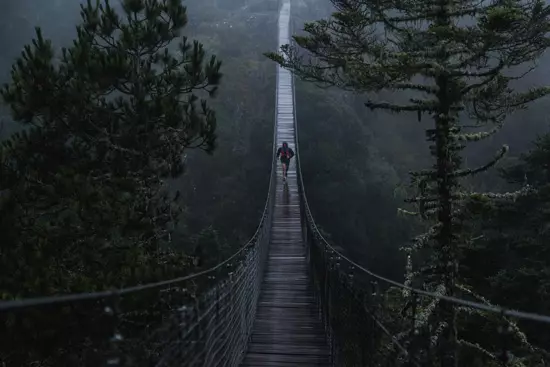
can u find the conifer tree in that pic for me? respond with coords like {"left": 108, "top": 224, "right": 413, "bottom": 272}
{"left": 0, "top": 0, "right": 222, "bottom": 364}
{"left": 0, "top": 0, "right": 222, "bottom": 297}
{"left": 463, "top": 134, "right": 550, "bottom": 355}
{"left": 267, "top": 0, "right": 550, "bottom": 365}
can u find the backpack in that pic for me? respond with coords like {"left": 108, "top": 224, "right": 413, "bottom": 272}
{"left": 282, "top": 147, "right": 291, "bottom": 159}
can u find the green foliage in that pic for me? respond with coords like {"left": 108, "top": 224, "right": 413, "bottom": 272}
{"left": 462, "top": 134, "right": 550, "bottom": 356}
{"left": 0, "top": 0, "right": 222, "bottom": 297}
{"left": 172, "top": 0, "right": 277, "bottom": 250}
{"left": 267, "top": 0, "right": 550, "bottom": 364}
{"left": 0, "top": 0, "right": 224, "bottom": 364}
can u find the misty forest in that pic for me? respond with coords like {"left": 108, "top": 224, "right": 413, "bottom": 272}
{"left": 1, "top": 0, "right": 550, "bottom": 366}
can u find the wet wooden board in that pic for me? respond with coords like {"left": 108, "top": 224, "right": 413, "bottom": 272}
{"left": 240, "top": 171, "right": 332, "bottom": 367}
{"left": 240, "top": 1, "right": 331, "bottom": 365}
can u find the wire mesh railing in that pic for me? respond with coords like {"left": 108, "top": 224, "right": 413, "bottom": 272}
{"left": 290, "top": 69, "right": 550, "bottom": 367}
{"left": 0, "top": 101, "right": 278, "bottom": 367}
{"left": 0, "top": 190, "right": 275, "bottom": 367}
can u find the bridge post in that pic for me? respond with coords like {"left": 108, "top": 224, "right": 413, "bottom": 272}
{"left": 327, "top": 247, "right": 336, "bottom": 366}
{"left": 405, "top": 293, "right": 419, "bottom": 367}
{"left": 104, "top": 294, "right": 122, "bottom": 367}
{"left": 370, "top": 280, "right": 380, "bottom": 365}
{"left": 498, "top": 311, "right": 511, "bottom": 366}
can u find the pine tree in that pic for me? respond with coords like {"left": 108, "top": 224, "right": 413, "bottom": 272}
{"left": 267, "top": 0, "right": 550, "bottom": 365}
{"left": 0, "top": 0, "right": 223, "bottom": 365}
{"left": 0, "top": 0, "right": 222, "bottom": 297}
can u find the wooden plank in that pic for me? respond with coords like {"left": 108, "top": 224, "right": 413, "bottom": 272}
{"left": 242, "top": 352, "right": 331, "bottom": 365}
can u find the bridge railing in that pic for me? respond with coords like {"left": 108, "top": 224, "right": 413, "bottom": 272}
{"left": 290, "top": 73, "right": 550, "bottom": 366}
{"left": 0, "top": 107, "right": 279, "bottom": 367}
{"left": 291, "top": 71, "right": 395, "bottom": 366}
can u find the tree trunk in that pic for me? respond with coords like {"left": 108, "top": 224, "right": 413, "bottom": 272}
{"left": 434, "top": 73, "right": 458, "bottom": 367}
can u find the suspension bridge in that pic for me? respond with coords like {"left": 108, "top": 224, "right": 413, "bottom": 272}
{"left": 2, "top": 0, "right": 550, "bottom": 366}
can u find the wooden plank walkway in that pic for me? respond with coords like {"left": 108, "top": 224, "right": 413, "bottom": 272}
{"left": 240, "top": 171, "right": 331, "bottom": 366}
{"left": 240, "top": 1, "right": 331, "bottom": 365}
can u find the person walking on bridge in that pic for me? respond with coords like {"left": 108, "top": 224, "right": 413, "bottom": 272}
{"left": 276, "top": 141, "right": 294, "bottom": 182}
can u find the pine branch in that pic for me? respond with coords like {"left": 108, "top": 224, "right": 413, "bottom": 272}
{"left": 457, "top": 185, "right": 535, "bottom": 202}
{"left": 456, "top": 284, "right": 537, "bottom": 356}
{"left": 451, "top": 145, "right": 508, "bottom": 178}
{"left": 453, "top": 126, "right": 501, "bottom": 142}
{"left": 458, "top": 339, "right": 497, "bottom": 360}
{"left": 365, "top": 99, "right": 463, "bottom": 113}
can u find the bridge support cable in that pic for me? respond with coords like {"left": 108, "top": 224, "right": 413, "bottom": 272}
{"left": 289, "top": 41, "right": 550, "bottom": 367}
{"left": 1, "top": 162, "right": 276, "bottom": 367}
{"left": 292, "top": 77, "right": 550, "bottom": 365}
{"left": 0, "top": 64, "right": 279, "bottom": 367}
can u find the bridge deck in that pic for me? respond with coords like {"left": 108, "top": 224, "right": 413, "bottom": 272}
{"left": 241, "top": 1, "right": 330, "bottom": 364}
{"left": 241, "top": 1, "right": 330, "bottom": 361}
{"left": 241, "top": 172, "right": 331, "bottom": 367}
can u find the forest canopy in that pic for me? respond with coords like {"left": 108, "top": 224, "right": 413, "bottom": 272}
{"left": 0, "top": 0, "right": 223, "bottom": 298}
{"left": 1, "top": 0, "right": 550, "bottom": 366}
